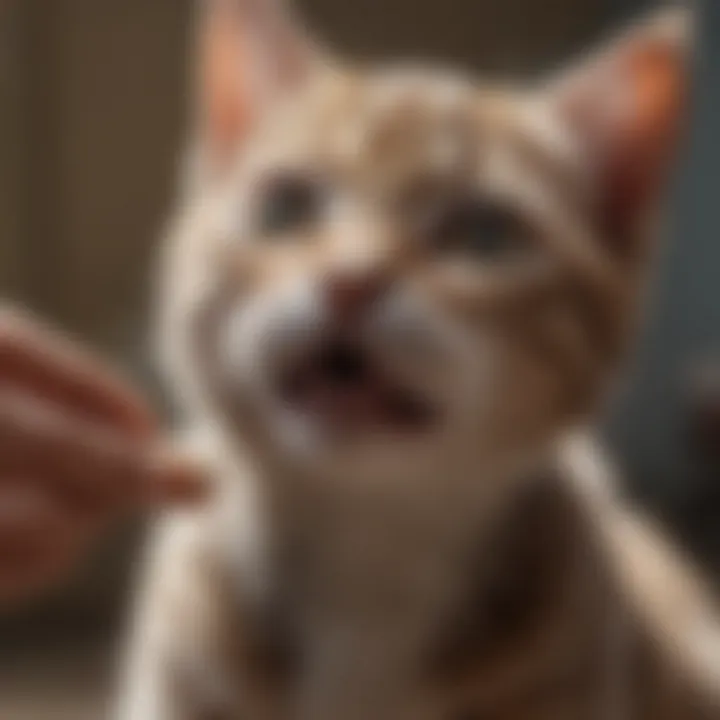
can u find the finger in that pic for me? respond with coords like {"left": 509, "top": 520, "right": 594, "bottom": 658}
{"left": 0, "top": 542, "right": 78, "bottom": 606}
{"left": 0, "top": 307, "right": 156, "bottom": 438}
{"left": 0, "top": 390, "right": 154, "bottom": 509}
{"left": 144, "top": 445, "right": 212, "bottom": 507}
{"left": 0, "top": 480, "right": 100, "bottom": 550}
{"left": 0, "top": 483, "right": 62, "bottom": 544}
{"left": 0, "top": 486, "right": 81, "bottom": 604}
{"left": 0, "top": 391, "right": 210, "bottom": 513}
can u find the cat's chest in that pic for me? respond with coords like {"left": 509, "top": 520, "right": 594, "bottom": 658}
{"left": 234, "top": 490, "right": 485, "bottom": 720}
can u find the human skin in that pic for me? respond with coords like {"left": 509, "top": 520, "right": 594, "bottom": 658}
{"left": 0, "top": 307, "right": 204, "bottom": 605}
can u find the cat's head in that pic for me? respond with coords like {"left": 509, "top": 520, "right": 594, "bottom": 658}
{"left": 161, "top": 0, "right": 690, "bottom": 482}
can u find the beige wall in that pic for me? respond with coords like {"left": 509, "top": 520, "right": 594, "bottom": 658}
{"left": 1, "top": 2, "right": 192, "bottom": 354}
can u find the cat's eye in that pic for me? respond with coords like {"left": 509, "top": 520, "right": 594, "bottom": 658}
{"left": 426, "top": 198, "right": 528, "bottom": 260}
{"left": 257, "top": 174, "right": 325, "bottom": 237}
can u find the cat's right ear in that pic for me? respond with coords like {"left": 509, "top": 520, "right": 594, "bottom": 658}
{"left": 193, "top": 0, "right": 316, "bottom": 178}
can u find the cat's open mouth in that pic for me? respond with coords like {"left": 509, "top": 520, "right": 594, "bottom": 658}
{"left": 278, "top": 338, "right": 437, "bottom": 435}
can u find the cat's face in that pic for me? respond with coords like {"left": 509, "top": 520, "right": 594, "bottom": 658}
{"left": 162, "top": 2, "right": 687, "bottom": 482}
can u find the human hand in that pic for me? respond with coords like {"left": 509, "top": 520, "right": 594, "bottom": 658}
{"left": 0, "top": 308, "right": 205, "bottom": 604}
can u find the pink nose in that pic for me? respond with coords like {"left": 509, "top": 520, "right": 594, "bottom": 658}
{"left": 322, "top": 269, "right": 389, "bottom": 323}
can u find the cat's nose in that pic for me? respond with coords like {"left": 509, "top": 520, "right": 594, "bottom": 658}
{"left": 322, "top": 268, "right": 390, "bottom": 323}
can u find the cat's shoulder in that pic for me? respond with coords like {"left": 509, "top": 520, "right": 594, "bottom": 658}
{"left": 558, "top": 432, "right": 720, "bottom": 698}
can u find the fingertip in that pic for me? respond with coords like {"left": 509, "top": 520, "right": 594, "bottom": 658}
{"left": 144, "top": 444, "right": 213, "bottom": 508}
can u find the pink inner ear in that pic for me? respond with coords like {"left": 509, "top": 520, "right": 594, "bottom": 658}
{"left": 557, "top": 19, "right": 688, "bottom": 256}
{"left": 200, "top": 4, "right": 254, "bottom": 167}
{"left": 601, "top": 43, "right": 686, "bottom": 244}
{"left": 196, "top": 0, "right": 315, "bottom": 176}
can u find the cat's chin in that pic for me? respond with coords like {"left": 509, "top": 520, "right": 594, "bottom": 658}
{"left": 261, "top": 399, "right": 456, "bottom": 482}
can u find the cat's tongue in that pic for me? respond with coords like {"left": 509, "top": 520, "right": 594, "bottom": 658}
{"left": 282, "top": 340, "right": 433, "bottom": 433}
{"left": 302, "top": 380, "right": 429, "bottom": 433}
{"left": 303, "top": 381, "right": 384, "bottom": 428}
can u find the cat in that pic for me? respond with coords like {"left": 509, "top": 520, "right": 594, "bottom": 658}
{"left": 116, "top": 1, "right": 720, "bottom": 718}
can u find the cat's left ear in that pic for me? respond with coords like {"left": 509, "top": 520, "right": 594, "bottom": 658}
{"left": 194, "top": 0, "right": 319, "bottom": 177}
{"left": 547, "top": 9, "right": 692, "bottom": 254}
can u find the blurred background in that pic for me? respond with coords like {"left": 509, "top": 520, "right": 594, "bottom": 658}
{"left": 0, "top": 0, "right": 717, "bottom": 717}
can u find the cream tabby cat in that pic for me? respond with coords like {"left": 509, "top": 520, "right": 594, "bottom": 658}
{"left": 118, "top": 2, "right": 720, "bottom": 718}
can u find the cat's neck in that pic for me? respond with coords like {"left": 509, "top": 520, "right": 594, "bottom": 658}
{"left": 208, "top": 433, "right": 605, "bottom": 718}
{"left": 263, "top": 453, "right": 539, "bottom": 555}
{"left": 212, "top": 432, "right": 562, "bottom": 614}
